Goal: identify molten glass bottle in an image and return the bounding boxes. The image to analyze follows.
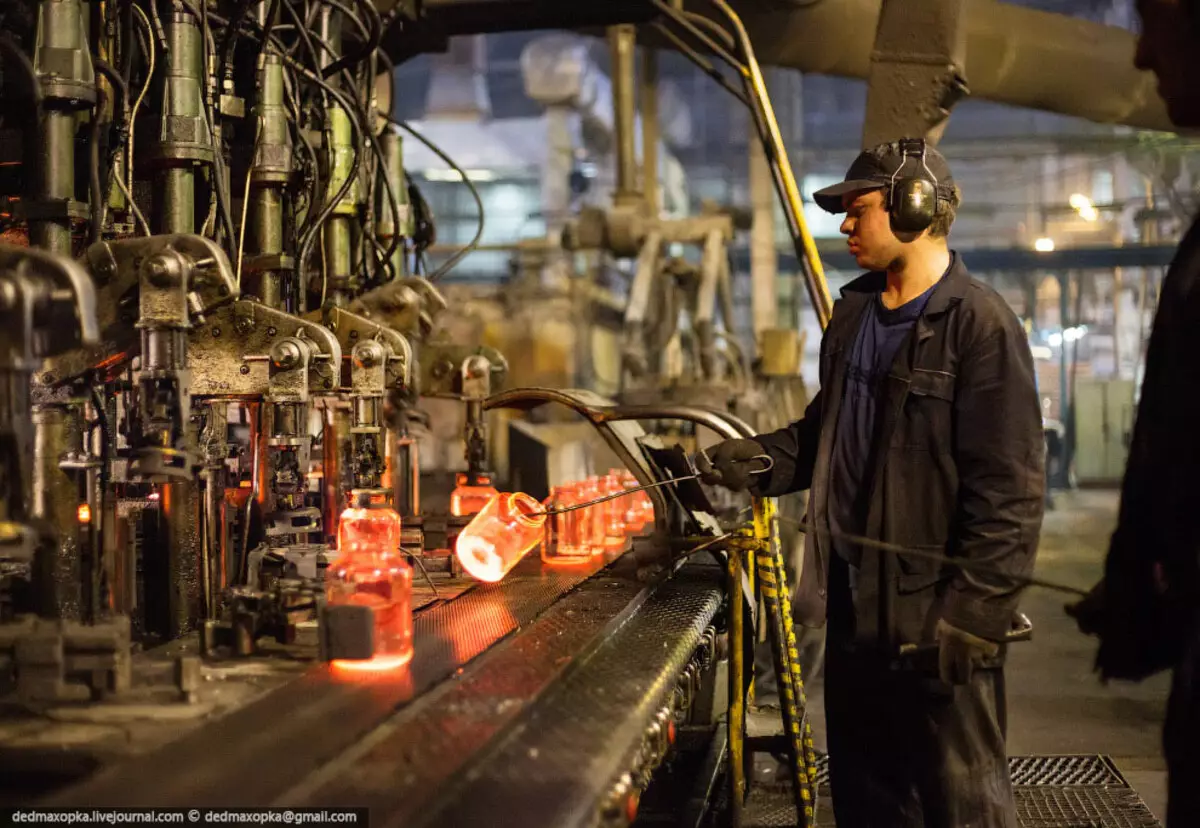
[576,476,606,555]
[450,471,500,517]
[601,472,628,549]
[326,496,414,669]
[541,484,590,565]
[619,470,650,532]
[456,492,547,582]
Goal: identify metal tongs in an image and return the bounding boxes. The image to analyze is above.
[535,452,775,516]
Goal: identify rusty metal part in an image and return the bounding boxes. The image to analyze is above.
[303,306,413,394]
[186,300,340,397]
[38,235,237,389]
[347,278,448,344]
[420,343,508,398]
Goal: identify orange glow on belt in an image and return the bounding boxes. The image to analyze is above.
[331,652,414,673]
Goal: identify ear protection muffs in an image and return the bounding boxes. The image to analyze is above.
[886,138,941,234]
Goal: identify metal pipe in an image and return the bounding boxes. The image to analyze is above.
[155,6,210,235]
[608,26,639,202]
[28,0,95,254]
[31,114,76,253]
[201,402,229,621]
[32,404,83,619]
[640,47,660,216]
[732,0,1170,134]
[248,40,292,309]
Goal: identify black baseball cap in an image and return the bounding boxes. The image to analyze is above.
[812,139,955,214]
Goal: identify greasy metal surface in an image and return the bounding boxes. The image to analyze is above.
[43,556,617,808]
[410,565,724,828]
[862,0,967,147]
[291,565,648,817]
[743,755,1161,828]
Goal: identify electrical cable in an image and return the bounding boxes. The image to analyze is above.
[316,0,376,79]
[0,33,41,108]
[127,3,155,234]
[763,512,1090,598]
[381,113,485,282]
[236,116,265,287]
[89,85,108,244]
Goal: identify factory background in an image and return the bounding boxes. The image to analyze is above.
[386,0,1192,489]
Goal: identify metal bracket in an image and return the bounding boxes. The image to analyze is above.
[38,235,237,387]
[186,299,341,397]
[304,305,414,394]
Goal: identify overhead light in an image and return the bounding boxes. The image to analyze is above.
[1078,206,1099,222]
[1047,332,1063,348]
[1069,193,1092,210]
[1034,237,1055,252]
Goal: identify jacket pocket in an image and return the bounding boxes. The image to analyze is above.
[894,369,956,451]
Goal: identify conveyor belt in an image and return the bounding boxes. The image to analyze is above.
[42,553,622,808]
[288,562,650,817]
[409,565,724,828]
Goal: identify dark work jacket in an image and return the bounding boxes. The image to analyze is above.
[1096,212,1200,681]
[752,255,1046,652]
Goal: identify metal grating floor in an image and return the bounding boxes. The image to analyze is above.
[743,755,1161,828]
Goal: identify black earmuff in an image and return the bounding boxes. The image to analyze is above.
[886,139,941,234]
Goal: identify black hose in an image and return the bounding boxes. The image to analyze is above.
[318,0,379,79]
[219,0,255,83]
[89,86,108,244]
[0,32,43,108]
[384,114,485,283]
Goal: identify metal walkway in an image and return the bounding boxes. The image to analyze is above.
[744,755,1162,827]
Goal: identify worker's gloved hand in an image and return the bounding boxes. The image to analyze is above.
[936,618,1000,686]
[695,438,768,492]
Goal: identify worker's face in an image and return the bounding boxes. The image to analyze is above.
[840,189,907,271]
[1135,0,1200,127]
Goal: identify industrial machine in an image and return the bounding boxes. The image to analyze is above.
[0,0,1172,826]
[0,1,833,825]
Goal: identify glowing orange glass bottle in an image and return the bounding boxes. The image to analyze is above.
[577,476,606,555]
[600,472,627,549]
[450,472,499,516]
[456,492,547,582]
[326,496,414,668]
[542,484,590,564]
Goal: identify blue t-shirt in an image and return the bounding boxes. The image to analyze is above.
[827,282,938,567]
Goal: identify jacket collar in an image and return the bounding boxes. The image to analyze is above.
[838,250,970,317]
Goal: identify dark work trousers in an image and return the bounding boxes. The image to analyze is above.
[1165,613,1200,827]
[824,555,1016,828]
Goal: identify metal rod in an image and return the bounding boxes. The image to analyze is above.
[535,457,773,517]
[775,516,1090,598]
[728,542,746,827]
[640,46,660,216]
[608,25,639,201]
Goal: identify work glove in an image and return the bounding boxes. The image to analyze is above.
[936,618,1000,686]
[695,438,769,492]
